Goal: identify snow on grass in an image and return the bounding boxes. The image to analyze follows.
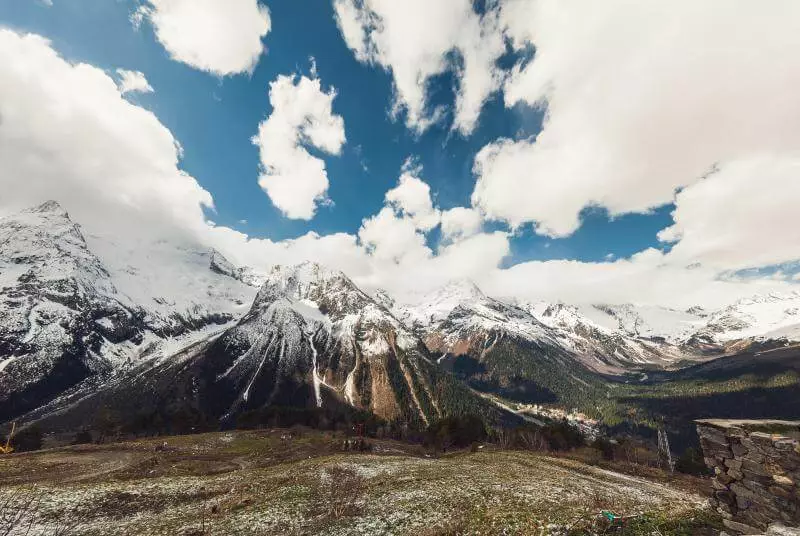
[0,447,708,536]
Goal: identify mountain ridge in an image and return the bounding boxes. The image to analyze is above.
[2,201,798,432]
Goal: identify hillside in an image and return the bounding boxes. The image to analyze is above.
[0,429,714,536]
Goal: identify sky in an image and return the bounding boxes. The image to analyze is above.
[0,0,799,308]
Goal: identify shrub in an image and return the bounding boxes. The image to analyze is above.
[71,429,93,445]
[425,415,487,451]
[13,425,43,452]
[591,437,615,461]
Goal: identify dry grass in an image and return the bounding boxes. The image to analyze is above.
[0,430,713,535]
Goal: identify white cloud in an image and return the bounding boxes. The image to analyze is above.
[483,249,797,310]
[116,69,154,94]
[0,28,368,282]
[3,27,796,312]
[253,74,346,220]
[472,0,800,237]
[359,206,432,265]
[658,155,800,272]
[138,0,271,76]
[440,206,482,241]
[333,0,504,135]
[0,29,212,238]
[385,169,440,231]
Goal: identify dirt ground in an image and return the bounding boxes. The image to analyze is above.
[0,429,715,535]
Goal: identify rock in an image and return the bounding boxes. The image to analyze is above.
[727,458,744,471]
[772,474,794,487]
[729,469,745,480]
[767,524,800,536]
[749,432,773,447]
[775,439,799,452]
[723,518,763,535]
[700,425,730,445]
[733,442,750,457]
[742,459,770,475]
[715,478,732,490]
[768,486,791,500]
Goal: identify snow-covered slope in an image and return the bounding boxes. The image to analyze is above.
[696,292,800,342]
[197,262,475,425]
[0,201,257,421]
[23,262,510,432]
[391,281,692,372]
[391,280,800,373]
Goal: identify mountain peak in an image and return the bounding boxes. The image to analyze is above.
[24,200,69,216]
[435,279,485,301]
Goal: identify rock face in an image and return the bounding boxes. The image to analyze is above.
[696,419,800,534]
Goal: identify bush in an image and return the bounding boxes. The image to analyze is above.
[13,426,43,452]
[591,437,615,461]
[71,430,93,445]
[539,420,585,451]
[425,415,487,451]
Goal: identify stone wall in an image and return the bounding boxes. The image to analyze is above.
[696,419,800,535]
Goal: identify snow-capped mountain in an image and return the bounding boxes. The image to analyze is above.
[20,262,508,432]
[391,280,800,373]
[3,201,799,431]
[203,262,441,424]
[0,201,257,421]
[695,292,800,342]
[390,281,693,373]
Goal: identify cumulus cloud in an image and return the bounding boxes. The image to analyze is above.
[3,25,797,311]
[252,74,346,220]
[483,249,798,310]
[116,69,154,94]
[385,166,441,231]
[137,0,271,76]
[440,207,483,241]
[658,156,800,272]
[0,28,368,281]
[471,0,800,237]
[333,0,504,135]
[0,29,212,237]
[358,206,432,265]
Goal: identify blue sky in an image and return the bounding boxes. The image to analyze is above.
[1,0,798,307]
[0,0,673,264]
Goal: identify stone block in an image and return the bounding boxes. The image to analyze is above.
[774,439,799,452]
[723,518,762,535]
[733,442,750,457]
[769,486,792,500]
[742,459,770,475]
[767,524,800,536]
[727,458,744,471]
[752,432,777,444]
[699,425,730,444]
[714,477,731,490]
[715,490,736,506]
[773,474,794,487]
[729,469,745,480]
